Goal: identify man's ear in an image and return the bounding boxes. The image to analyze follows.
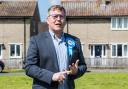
[46,17,49,24]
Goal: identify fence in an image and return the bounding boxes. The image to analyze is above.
[2,58,128,69]
[2,59,23,69]
[86,58,128,68]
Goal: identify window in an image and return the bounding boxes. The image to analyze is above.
[112,45,116,57]
[117,44,122,56]
[81,43,85,52]
[103,45,106,56]
[0,44,2,58]
[90,44,107,58]
[111,17,128,30]
[111,44,128,58]
[124,45,128,57]
[90,45,93,57]
[9,44,22,58]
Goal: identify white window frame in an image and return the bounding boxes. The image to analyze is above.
[9,43,22,59]
[111,43,128,58]
[81,43,85,52]
[89,44,107,58]
[111,17,128,30]
[123,44,128,57]
[90,45,94,58]
[102,45,107,58]
[0,44,3,59]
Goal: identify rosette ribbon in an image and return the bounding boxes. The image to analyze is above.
[66,37,75,56]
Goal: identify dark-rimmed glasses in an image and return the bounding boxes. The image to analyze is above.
[48,14,65,20]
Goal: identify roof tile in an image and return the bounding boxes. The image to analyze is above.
[62,0,128,16]
[0,0,37,16]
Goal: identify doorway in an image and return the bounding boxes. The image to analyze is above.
[95,45,102,58]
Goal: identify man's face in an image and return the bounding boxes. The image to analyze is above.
[47,9,66,33]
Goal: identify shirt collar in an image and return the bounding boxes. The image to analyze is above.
[49,29,65,43]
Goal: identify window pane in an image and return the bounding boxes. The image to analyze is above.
[16,45,20,56]
[124,18,127,28]
[103,45,106,56]
[124,45,128,56]
[91,45,93,56]
[117,44,122,56]
[112,45,116,56]
[112,18,116,28]
[10,44,15,56]
[0,45,1,56]
[117,18,123,28]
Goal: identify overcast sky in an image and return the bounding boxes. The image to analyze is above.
[38,0,61,22]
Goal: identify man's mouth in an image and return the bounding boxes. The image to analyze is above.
[55,23,62,26]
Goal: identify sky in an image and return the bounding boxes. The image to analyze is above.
[38,0,61,22]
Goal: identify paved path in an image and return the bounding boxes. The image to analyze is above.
[88,68,128,73]
[1,69,128,76]
[0,72,25,76]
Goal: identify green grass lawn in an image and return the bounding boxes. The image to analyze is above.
[0,72,128,89]
[75,72,128,89]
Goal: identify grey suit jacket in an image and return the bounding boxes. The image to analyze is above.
[24,31,87,89]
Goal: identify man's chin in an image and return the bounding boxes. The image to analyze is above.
[53,29,63,33]
[54,28,63,31]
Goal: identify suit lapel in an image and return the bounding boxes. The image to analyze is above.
[65,33,79,65]
[43,32,59,71]
[64,33,72,65]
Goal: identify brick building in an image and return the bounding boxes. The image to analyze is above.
[0,0,39,69]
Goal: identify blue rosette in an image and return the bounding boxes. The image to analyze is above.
[66,37,75,56]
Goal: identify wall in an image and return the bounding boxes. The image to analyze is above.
[0,18,31,69]
[65,18,128,58]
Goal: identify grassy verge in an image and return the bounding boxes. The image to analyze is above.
[75,72,128,89]
[3,69,25,73]
[0,72,128,89]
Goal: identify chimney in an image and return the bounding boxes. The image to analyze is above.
[0,1,3,4]
[100,0,111,9]
[102,0,111,6]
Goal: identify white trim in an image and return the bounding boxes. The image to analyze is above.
[89,44,107,58]
[90,45,94,58]
[110,42,128,44]
[111,43,128,58]
[111,44,117,58]
[123,44,128,57]
[81,43,85,52]
[102,45,107,58]
[111,17,128,30]
[9,43,22,59]
[8,43,23,45]
[0,44,3,59]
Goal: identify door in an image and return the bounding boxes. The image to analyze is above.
[95,45,102,58]
[90,44,107,66]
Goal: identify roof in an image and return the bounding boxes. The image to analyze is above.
[62,0,128,17]
[0,0,37,17]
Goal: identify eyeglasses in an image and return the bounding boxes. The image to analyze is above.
[49,14,65,20]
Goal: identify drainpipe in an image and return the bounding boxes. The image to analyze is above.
[23,18,26,67]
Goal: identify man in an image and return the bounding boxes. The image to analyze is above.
[25,5,87,89]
